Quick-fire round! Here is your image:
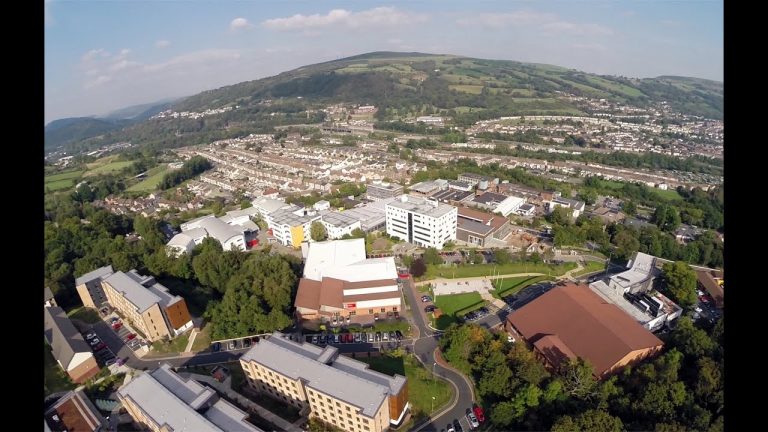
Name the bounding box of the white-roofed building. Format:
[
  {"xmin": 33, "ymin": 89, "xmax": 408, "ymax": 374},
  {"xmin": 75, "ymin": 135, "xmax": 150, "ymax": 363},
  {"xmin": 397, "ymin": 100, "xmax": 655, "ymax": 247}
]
[
  {"xmin": 266, "ymin": 206, "xmax": 322, "ymax": 248},
  {"xmin": 295, "ymin": 239, "xmax": 401, "ymax": 323},
  {"xmin": 385, "ymin": 194, "xmax": 457, "ymax": 248},
  {"xmin": 167, "ymin": 215, "xmax": 245, "ymax": 256},
  {"xmin": 470, "ymin": 192, "xmax": 526, "ymax": 217},
  {"xmin": 319, "ymin": 211, "xmax": 362, "ymax": 239}
]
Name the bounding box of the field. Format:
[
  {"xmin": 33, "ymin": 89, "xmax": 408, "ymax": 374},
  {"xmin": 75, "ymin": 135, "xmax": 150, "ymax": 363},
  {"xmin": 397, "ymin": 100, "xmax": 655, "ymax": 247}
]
[
  {"xmin": 598, "ymin": 179, "xmax": 683, "ymax": 201},
  {"xmin": 83, "ymin": 160, "xmax": 133, "ymax": 177},
  {"xmin": 423, "ymin": 262, "xmax": 576, "ymax": 280},
  {"xmin": 358, "ymin": 354, "xmax": 452, "ymax": 422},
  {"xmin": 449, "ymin": 84, "xmax": 484, "ymax": 94},
  {"xmin": 572, "ymin": 260, "xmax": 606, "ymax": 277},
  {"xmin": 433, "ymin": 292, "xmax": 484, "ymax": 316},
  {"xmin": 44, "ymin": 170, "xmax": 84, "ymax": 191},
  {"xmin": 493, "ymin": 275, "xmax": 553, "ymax": 298},
  {"xmin": 127, "ymin": 165, "xmax": 170, "ymax": 192}
]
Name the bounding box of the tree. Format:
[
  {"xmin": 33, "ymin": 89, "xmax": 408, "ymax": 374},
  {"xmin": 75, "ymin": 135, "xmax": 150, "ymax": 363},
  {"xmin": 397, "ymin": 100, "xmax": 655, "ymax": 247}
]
[
  {"xmin": 310, "ymin": 221, "xmax": 328, "ymax": 242},
  {"xmin": 494, "ymin": 248, "xmax": 512, "ymax": 265},
  {"xmin": 621, "ymin": 200, "xmax": 637, "ymax": 216},
  {"xmin": 661, "ymin": 261, "xmax": 697, "ymax": 307},
  {"xmin": 613, "ymin": 229, "xmax": 640, "ymax": 261},
  {"xmin": 551, "ymin": 410, "xmax": 623, "ymax": 432},
  {"xmin": 240, "ymin": 200, "xmax": 252, "ymax": 210},
  {"xmin": 472, "ymin": 252, "xmax": 485, "ymax": 264},
  {"xmin": 668, "ymin": 316, "xmax": 715, "ymax": 358},
  {"xmin": 423, "ymin": 247, "xmax": 443, "ymax": 265},
  {"xmin": 561, "ymin": 358, "xmax": 598, "ymax": 401},
  {"xmin": 653, "ymin": 204, "xmax": 681, "ymax": 232},
  {"xmin": 410, "ymin": 258, "xmax": 427, "ymax": 277},
  {"xmin": 577, "ymin": 190, "xmax": 598, "ymax": 206},
  {"xmin": 547, "ymin": 206, "xmax": 573, "ymax": 226}
]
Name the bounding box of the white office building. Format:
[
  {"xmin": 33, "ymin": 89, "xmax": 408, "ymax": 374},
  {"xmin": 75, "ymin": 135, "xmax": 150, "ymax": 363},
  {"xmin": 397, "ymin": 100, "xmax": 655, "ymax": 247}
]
[{"xmin": 385, "ymin": 195, "xmax": 457, "ymax": 249}]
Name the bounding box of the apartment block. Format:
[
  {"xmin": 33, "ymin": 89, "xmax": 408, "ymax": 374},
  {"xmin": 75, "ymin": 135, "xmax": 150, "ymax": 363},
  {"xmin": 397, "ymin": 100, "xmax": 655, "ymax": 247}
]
[
  {"xmin": 101, "ymin": 270, "xmax": 192, "ymax": 342},
  {"xmin": 267, "ymin": 206, "xmax": 322, "ymax": 248},
  {"xmin": 117, "ymin": 363, "xmax": 261, "ymax": 432},
  {"xmin": 240, "ymin": 332, "xmax": 409, "ymax": 432},
  {"xmin": 385, "ymin": 195, "xmax": 457, "ymax": 248},
  {"xmin": 75, "ymin": 265, "xmax": 114, "ymax": 308},
  {"xmin": 366, "ymin": 181, "xmax": 404, "ymax": 202}
]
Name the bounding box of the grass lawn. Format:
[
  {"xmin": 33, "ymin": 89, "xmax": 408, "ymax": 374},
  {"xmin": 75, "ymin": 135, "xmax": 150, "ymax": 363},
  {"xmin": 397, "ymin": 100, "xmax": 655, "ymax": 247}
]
[
  {"xmin": 127, "ymin": 165, "xmax": 170, "ymax": 192},
  {"xmin": 150, "ymin": 332, "xmax": 190, "ymax": 354},
  {"xmin": 67, "ymin": 306, "xmax": 101, "ymax": 324},
  {"xmin": 45, "ymin": 179, "xmax": 77, "ymax": 191},
  {"xmin": 358, "ymin": 354, "xmax": 452, "ymax": 420},
  {"xmin": 45, "ymin": 170, "xmax": 84, "ymax": 191},
  {"xmin": 191, "ymin": 325, "xmax": 213, "ymax": 352},
  {"xmin": 45, "ymin": 342, "xmax": 76, "ymax": 396},
  {"xmin": 493, "ymin": 275, "xmax": 553, "ymax": 298},
  {"xmin": 572, "ymin": 260, "xmax": 607, "ymax": 277},
  {"xmin": 423, "ymin": 261, "xmax": 576, "ymax": 280},
  {"xmin": 652, "ymin": 188, "xmax": 684, "ymax": 201},
  {"xmin": 84, "ymin": 161, "xmax": 133, "ymax": 177},
  {"xmin": 432, "ymin": 292, "xmax": 487, "ymax": 330}
]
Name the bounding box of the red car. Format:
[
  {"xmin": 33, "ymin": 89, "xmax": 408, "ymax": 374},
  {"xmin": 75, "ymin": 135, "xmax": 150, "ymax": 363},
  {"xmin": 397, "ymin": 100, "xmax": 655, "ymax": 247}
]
[
  {"xmin": 112, "ymin": 322, "xmax": 123, "ymax": 330},
  {"xmin": 699, "ymin": 295, "xmax": 710, "ymax": 303},
  {"xmin": 93, "ymin": 342, "xmax": 107, "ymax": 351},
  {"xmin": 125, "ymin": 333, "xmax": 136, "ymax": 341},
  {"xmin": 473, "ymin": 406, "xmax": 485, "ymax": 423}
]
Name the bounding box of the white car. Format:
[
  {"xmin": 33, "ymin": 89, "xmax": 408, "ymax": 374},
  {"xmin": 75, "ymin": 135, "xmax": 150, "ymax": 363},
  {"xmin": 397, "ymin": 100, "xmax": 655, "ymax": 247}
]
[
  {"xmin": 467, "ymin": 412, "xmax": 480, "ymax": 429},
  {"xmin": 695, "ymin": 306, "xmax": 703, "ymax": 313}
]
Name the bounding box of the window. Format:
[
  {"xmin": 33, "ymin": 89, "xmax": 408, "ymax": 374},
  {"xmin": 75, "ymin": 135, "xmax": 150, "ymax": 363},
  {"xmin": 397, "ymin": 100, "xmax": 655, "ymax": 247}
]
[
  {"xmin": 368, "ymin": 309, "xmax": 373, "ymax": 314},
  {"xmin": 393, "ymin": 307, "xmax": 398, "ymax": 312},
  {"xmin": 381, "ymin": 308, "xmax": 386, "ymax": 313}
]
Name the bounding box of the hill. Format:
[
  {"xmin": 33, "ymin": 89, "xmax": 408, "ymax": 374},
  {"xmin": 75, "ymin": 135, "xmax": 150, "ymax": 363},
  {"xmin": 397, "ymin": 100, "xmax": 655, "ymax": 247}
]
[{"xmin": 44, "ymin": 117, "xmax": 132, "ymax": 150}]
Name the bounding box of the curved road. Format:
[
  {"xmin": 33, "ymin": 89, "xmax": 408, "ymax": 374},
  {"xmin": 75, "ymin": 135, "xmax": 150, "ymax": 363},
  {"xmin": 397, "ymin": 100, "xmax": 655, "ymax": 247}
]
[{"xmin": 402, "ymin": 278, "xmax": 477, "ymax": 432}]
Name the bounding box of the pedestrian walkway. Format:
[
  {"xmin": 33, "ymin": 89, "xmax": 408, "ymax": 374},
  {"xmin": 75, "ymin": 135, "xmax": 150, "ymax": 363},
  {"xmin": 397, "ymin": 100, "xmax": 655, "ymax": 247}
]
[
  {"xmin": 178, "ymin": 372, "xmax": 303, "ymax": 432},
  {"xmin": 414, "ymin": 272, "xmax": 546, "ymax": 287},
  {"xmin": 184, "ymin": 329, "xmax": 199, "ymax": 353}
]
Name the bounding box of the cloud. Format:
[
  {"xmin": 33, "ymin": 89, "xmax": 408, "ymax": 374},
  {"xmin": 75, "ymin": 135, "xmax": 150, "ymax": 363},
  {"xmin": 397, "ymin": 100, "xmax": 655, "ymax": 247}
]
[
  {"xmin": 85, "ymin": 75, "xmax": 112, "ymax": 89},
  {"xmin": 456, "ymin": 11, "xmax": 612, "ymax": 36},
  {"xmin": 82, "ymin": 49, "xmax": 110, "ymax": 62},
  {"xmin": 263, "ymin": 7, "xmax": 426, "ymax": 32},
  {"xmin": 142, "ymin": 49, "xmax": 242, "ymax": 73},
  {"xmin": 230, "ymin": 17, "xmax": 251, "ymax": 31},
  {"xmin": 45, "ymin": 0, "xmax": 54, "ymax": 26},
  {"xmin": 155, "ymin": 40, "xmax": 171, "ymax": 49}
]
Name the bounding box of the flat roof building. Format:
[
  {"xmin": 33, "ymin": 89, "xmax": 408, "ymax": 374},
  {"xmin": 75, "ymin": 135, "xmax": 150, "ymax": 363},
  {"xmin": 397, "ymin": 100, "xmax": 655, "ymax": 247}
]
[
  {"xmin": 267, "ymin": 206, "xmax": 322, "ymax": 248},
  {"xmin": 367, "ymin": 181, "xmax": 404, "ymax": 202},
  {"xmin": 117, "ymin": 363, "xmax": 262, "ymax": 432},
  {"xmin": 455, "ymin": 206, "xmax": 512, "ymax": 247},
  {"xmin": 386, "ymin": 195, "xmax": 457, "ymax": 249},
  {"xmin": 240, "ymin": 332, "xmax": 408, "ymax": 432},
  {"xmin": 506, "ymin": 283, "xmax": 664, "ymax": 378},
  {"xmin": 470, "ymin": 192, "xmax": 526, "ymax": 217},
  {"xmin": 295, "ymin": 239, "xmax": 401, "ymax": 323},
  {"xmin": 75, "ymin": 265, "xmax": 114, "ymax": 308},
  {"xmin": 168, "ymin": 215, "xmax": 246, "ymax": 256}
]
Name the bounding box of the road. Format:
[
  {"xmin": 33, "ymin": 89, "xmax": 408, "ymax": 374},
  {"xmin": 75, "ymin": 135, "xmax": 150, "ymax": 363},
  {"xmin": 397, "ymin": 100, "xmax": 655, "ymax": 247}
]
[{"xmin": 401, "ymin": 278, "xmax": 477, "ymax": 432}]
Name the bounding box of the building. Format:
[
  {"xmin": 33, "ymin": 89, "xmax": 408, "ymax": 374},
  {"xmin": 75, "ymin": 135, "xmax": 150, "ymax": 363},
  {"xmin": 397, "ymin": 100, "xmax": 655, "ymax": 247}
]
[
  {"xmin": 251, "ymin": 196, "xmax": 290, "ymax": 218},
  {"xmin": 408, "ymin": 179, "xmax": 447, "ymax": 196},
  {"xmin": 101, "ymin": 270, "xmax": 193, "ymax": 342},
  {"xmin": 267, "ymin": 206, "xmax": 322, "ymax": 248},
  {"xmin": 295, "ymin": 239, "xmax": 401, "ymax": 324},
  {"xmin": 167, "ymin": 215, "xmax": 246, "ymax": 256},
  {"xmin": 517, "ymin": 203, "xmax": 535, "ymax": 216},
  {"xmin": 218, "ymin": 207, "xmax": 261, "ymax": 232},
  {"xmin": 588, "ymin": 253, "xmax": 682, "ymax": 331},
  {"xmin": 447, "ymin": 180, "xmax": 473, "ymax": 192},
  {"xmin": 455, "ymin": 206, "xmax": 512, "ymax": 246},
  {"xmin": 416, "ymin": 115, "xmax": 444, "ymax": 125},
  {"xmin": 505, "ymin": 283, "xmax": 664, "ymax": 378},
  {"xmin": 590, "ymin": 207, "xmax": 626, "ymax": 224},
  {"xmin": 696, "ymin": 270, "xmax": 724, "ymax": 309},
  {"xmin": 44, "ymin": 390, "xmax": 105, "ymax": 432},
  {"xmin": 240, "ymin": 332, "xmax": 409, "ymax": 432},
  {"xmin": 44, "ymin": 306, "xmax": 101, "ymax": 383},
  {"xmin": 545, "ymin": 196, "xmax": 586, "ymax": 218},
  {"xmin": 457, "ymin": 173, "xmax": 498, "ymax": 190},
  {"xmin": 341, "ymin": 197, "xmax": 397, "ymax": 232},
  {"xmin": 386, "ymin": 195, "xmax": 457, "ymax": 248},
  {"xmin": 44, "ymin": 286, "xmax": 57, "ymax": 307},
  {"xmin": 117, "ymin": 363, "xmax": 262, "ymax": 432},
  {"xmin": 367, "ymin": 181, "xmax": 404, "ymax": 201},
  {"xmin": 75, "ymin": 265, "xmax": 114, "ymax": 308},
  {"xmin": 320, "ymin": 211, "xmax": 362, "ymax": 239},
  {"xmin": 430, "ymin": 188, "xmax": 474, "ymax": 205},
  {"xmin": 470, "ymin": 192, "xmax": 526, "ymax": 217}
]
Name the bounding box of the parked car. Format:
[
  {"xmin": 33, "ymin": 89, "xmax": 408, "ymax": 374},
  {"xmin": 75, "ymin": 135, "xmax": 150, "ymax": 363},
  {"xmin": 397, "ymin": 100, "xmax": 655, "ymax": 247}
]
[
  {"xmin": 368, "ymin": 333, "xmax": 375, "ymax": 343},
  {"xmin": 110, "ymin": 317, "xmax": 120, "ymax": 323},
  {"xmin": 453, "ymin": 419, "xmax": 464, "ymax": 432},
  {"xmin": 312, "ymin": 335, "xmax": 319, "ymax": 344},
  {"xmin": 112, "ymin": 322, "xmax": 123, "ymax": 330},
  {"xmin": 354, "ymin": 333, "xmax": 361, "ymax": 343},
  {"xmin": 232, "ymin": 340, "xmax": 240, "ymax": 349},
  {"xmin": 105, "ymin": 359, "xmax": 117, "ymax": 366},
  {"xmin": 447, "ymin": 424, "xmax": 456, "ymax": 432},
  {"xmin": 212, "ymin": 342, "xmax": 221, "ymax": 352},
  {"xmin": 85, "ymin": 333, "xmax": 97, "ymax": 340},
  {"xmin": 125, "ymin": 333, "xmax": 136, "ymax": 341},
  {"xmin": 375, "ymin": 332, "xmax": 382, "ymax": 341},
  {"xmin": 389, "ymin": 331, "xmax": 397, "ymax": 341},
  {"xmin": 243, "ymin": 338, "xmax": 252, "ymax": 348},
  {"xmin": 473, "ymin": 405, "xmax": 485, "ymax": 423},
  {"xmin": 228, "ymin": 341, "xmax": 235, "ymax": 350},
  {"xmin": 116, "ymin": 358, "xmax": 126, "ymax": 366},
  {"xmin": 93, "ymin": 342, "xmax": 107, "ymax": 351},
  {"xmin": 88, "ymin": 338, "xmax": 101, "ymax": 346},
  {"xmin": 382, "ymin": 332, "xmax": 389, "ymax": 341},
  {"xmin": 421, "ymin": 295, "xmax": 432, "ymax": 303},
  {"xmin": 467, "ymin": 411, "xmax": 480, "ymax": 429},
  {"xmin": 395, "ymin": 330, "xmax": 403, "ymax": 340},
  {"xmin": 424, "ymin": 305, "xmax": 436, "ymax": 312}
]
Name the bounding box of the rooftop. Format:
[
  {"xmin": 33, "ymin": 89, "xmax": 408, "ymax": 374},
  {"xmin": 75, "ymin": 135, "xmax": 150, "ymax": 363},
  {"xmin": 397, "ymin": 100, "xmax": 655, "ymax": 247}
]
[
  {"xmin": 241, "ymin": 333, "xmax": 406, "ymax": 417},
  {"xmin": 472, "ymin": 192, "xmax": 515, "ymax": 205},
  {"xmin": 269, "ymin": 207, "xmax": 320, "ymax": 227},
  {"xmin": 507, "ymin": 283, "xmax": 663, "ymax": 377},
  {"xmin": 75, "ymin": 265, "xmax": 114, "ymax": 286},
  {"xmin": 45, "ymin": 390, "xmax": 104, "ymax": 432},
  {"xmin": 608, "ymin": 252, "xmax": 658, "ymax": 290},
  {"xmin": 387, "ymin": 194, "xmax": 456, "ymax": 219},
  {"xmin": 303, "ymin": 238, "xmax": 368, "ymax": 281},
  {"xmin": 44, "ymin": 306, "xmax": 93, "ymax": 370},
  {"xmin": 251, "ymin": 197, "xmax": 288, "ymax": 215},
  {"xmin": 102, "ymin": 271, "xmax": 162, "ymax": 313},
  {"xmin": 320, "ymin": 211, "xmax": 361, "ymax": 228},
  {"xmin": 117, "ymin": 364, "xmax": 261, "ymax": 432}
]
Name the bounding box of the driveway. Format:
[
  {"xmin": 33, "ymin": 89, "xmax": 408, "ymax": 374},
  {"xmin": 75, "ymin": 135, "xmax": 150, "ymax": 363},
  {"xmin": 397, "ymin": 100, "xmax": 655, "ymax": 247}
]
[{"xmin": 401, "ymin": 278, "xmax": 477, "ymax": 432}]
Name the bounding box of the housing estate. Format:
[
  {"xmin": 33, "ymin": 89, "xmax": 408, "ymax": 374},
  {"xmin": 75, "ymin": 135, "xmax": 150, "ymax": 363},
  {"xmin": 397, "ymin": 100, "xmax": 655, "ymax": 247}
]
[
  {"xmin": 101, "ymin": 270, "xmax": 193, "ymax": 342},
  {"xmin": 117, "ymin": 363, "xmax": 262, "ymax": 432},
  {"xmin": 294, "ymin": 239, "xmax": 401, "ymax": 324},
  {"xmin": 44, "ymin": 306, "xmax": 101, "ymax": 383},
  {"xmin": 385, "ymin": 194, "xmax": 457, "ymax": 248},
  {"xmin": 240, "ymin": 332, "xmax": 409, "ymax": 432},
  {"xmin": 506, "ymin": 283, "xmax": 664, "ymax": 378}
]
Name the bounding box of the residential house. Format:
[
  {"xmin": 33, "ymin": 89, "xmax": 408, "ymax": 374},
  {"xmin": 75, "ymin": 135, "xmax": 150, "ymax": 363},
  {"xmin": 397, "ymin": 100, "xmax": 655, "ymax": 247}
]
[
  {"xmin": 44, "ymin": 306, "xmax": 101, "ymax": 383},
  {"xmin": 44, "ymin": 390, "xmax": 105, "ymax": 432}
]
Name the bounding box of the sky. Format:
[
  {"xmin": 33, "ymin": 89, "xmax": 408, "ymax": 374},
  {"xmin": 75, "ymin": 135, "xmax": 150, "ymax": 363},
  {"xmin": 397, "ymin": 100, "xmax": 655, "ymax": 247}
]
[{"xmin": 45, "ymin": 0, "xmax": 723, "ymax": 124}]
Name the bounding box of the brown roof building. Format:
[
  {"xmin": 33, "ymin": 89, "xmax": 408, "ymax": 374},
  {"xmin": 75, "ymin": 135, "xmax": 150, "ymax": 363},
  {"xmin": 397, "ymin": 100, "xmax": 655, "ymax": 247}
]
[
  {"xmin": 455, "ymin": 206, "xmax": 512, "ymax": 246},
  {"xmin": 505, "ymin": 283, "xmax": 663, "ymax": 378},
  {"xmin": 44, "ymin": 390, "xmax": 105, "ymax": 432},
  {"xmin": 696, "ymin": 270, "xmax": 724, "ymax": 309}
]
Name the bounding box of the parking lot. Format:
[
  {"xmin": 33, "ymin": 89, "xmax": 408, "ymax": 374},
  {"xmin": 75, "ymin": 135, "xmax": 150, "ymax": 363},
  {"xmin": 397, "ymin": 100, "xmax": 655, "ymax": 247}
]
[
  {"xmin": 693, "ymin": 291, "xmax": 722, "ymax": 324},
  {"xmin": 83, "ymin": 328, "xmax": 121, "ymax": 368},
  {"xmin": 98, "ymin": 306, "xmax": 148, "ymax": 352}
]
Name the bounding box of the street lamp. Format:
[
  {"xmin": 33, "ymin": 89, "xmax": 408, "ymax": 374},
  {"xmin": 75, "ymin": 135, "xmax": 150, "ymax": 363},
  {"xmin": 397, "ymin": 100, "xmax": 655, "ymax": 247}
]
[{"xmin": 431, "ymin": 396, "xmax": 436, "ymax": 414}]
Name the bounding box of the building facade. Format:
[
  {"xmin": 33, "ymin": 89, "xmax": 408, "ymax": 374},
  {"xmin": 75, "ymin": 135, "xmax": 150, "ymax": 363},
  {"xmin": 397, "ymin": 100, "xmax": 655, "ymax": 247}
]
[
  {"xmin": 385, "ymin": 195, "xmax": 457, "ymax": 249},
  {"xmin": 367, "ymin": 181, "xmax": 404, "ymax": 201},
  {"xmin": 240, "ymin": 332, "xmax": 408, "ymax": 432},
  {"xmin": 101, "ymin": 270, "xmax": 193, "ymax": 342},
  {"xmin": 75, "ymin": 265, "xmax": 115, "ymax": 308}
]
